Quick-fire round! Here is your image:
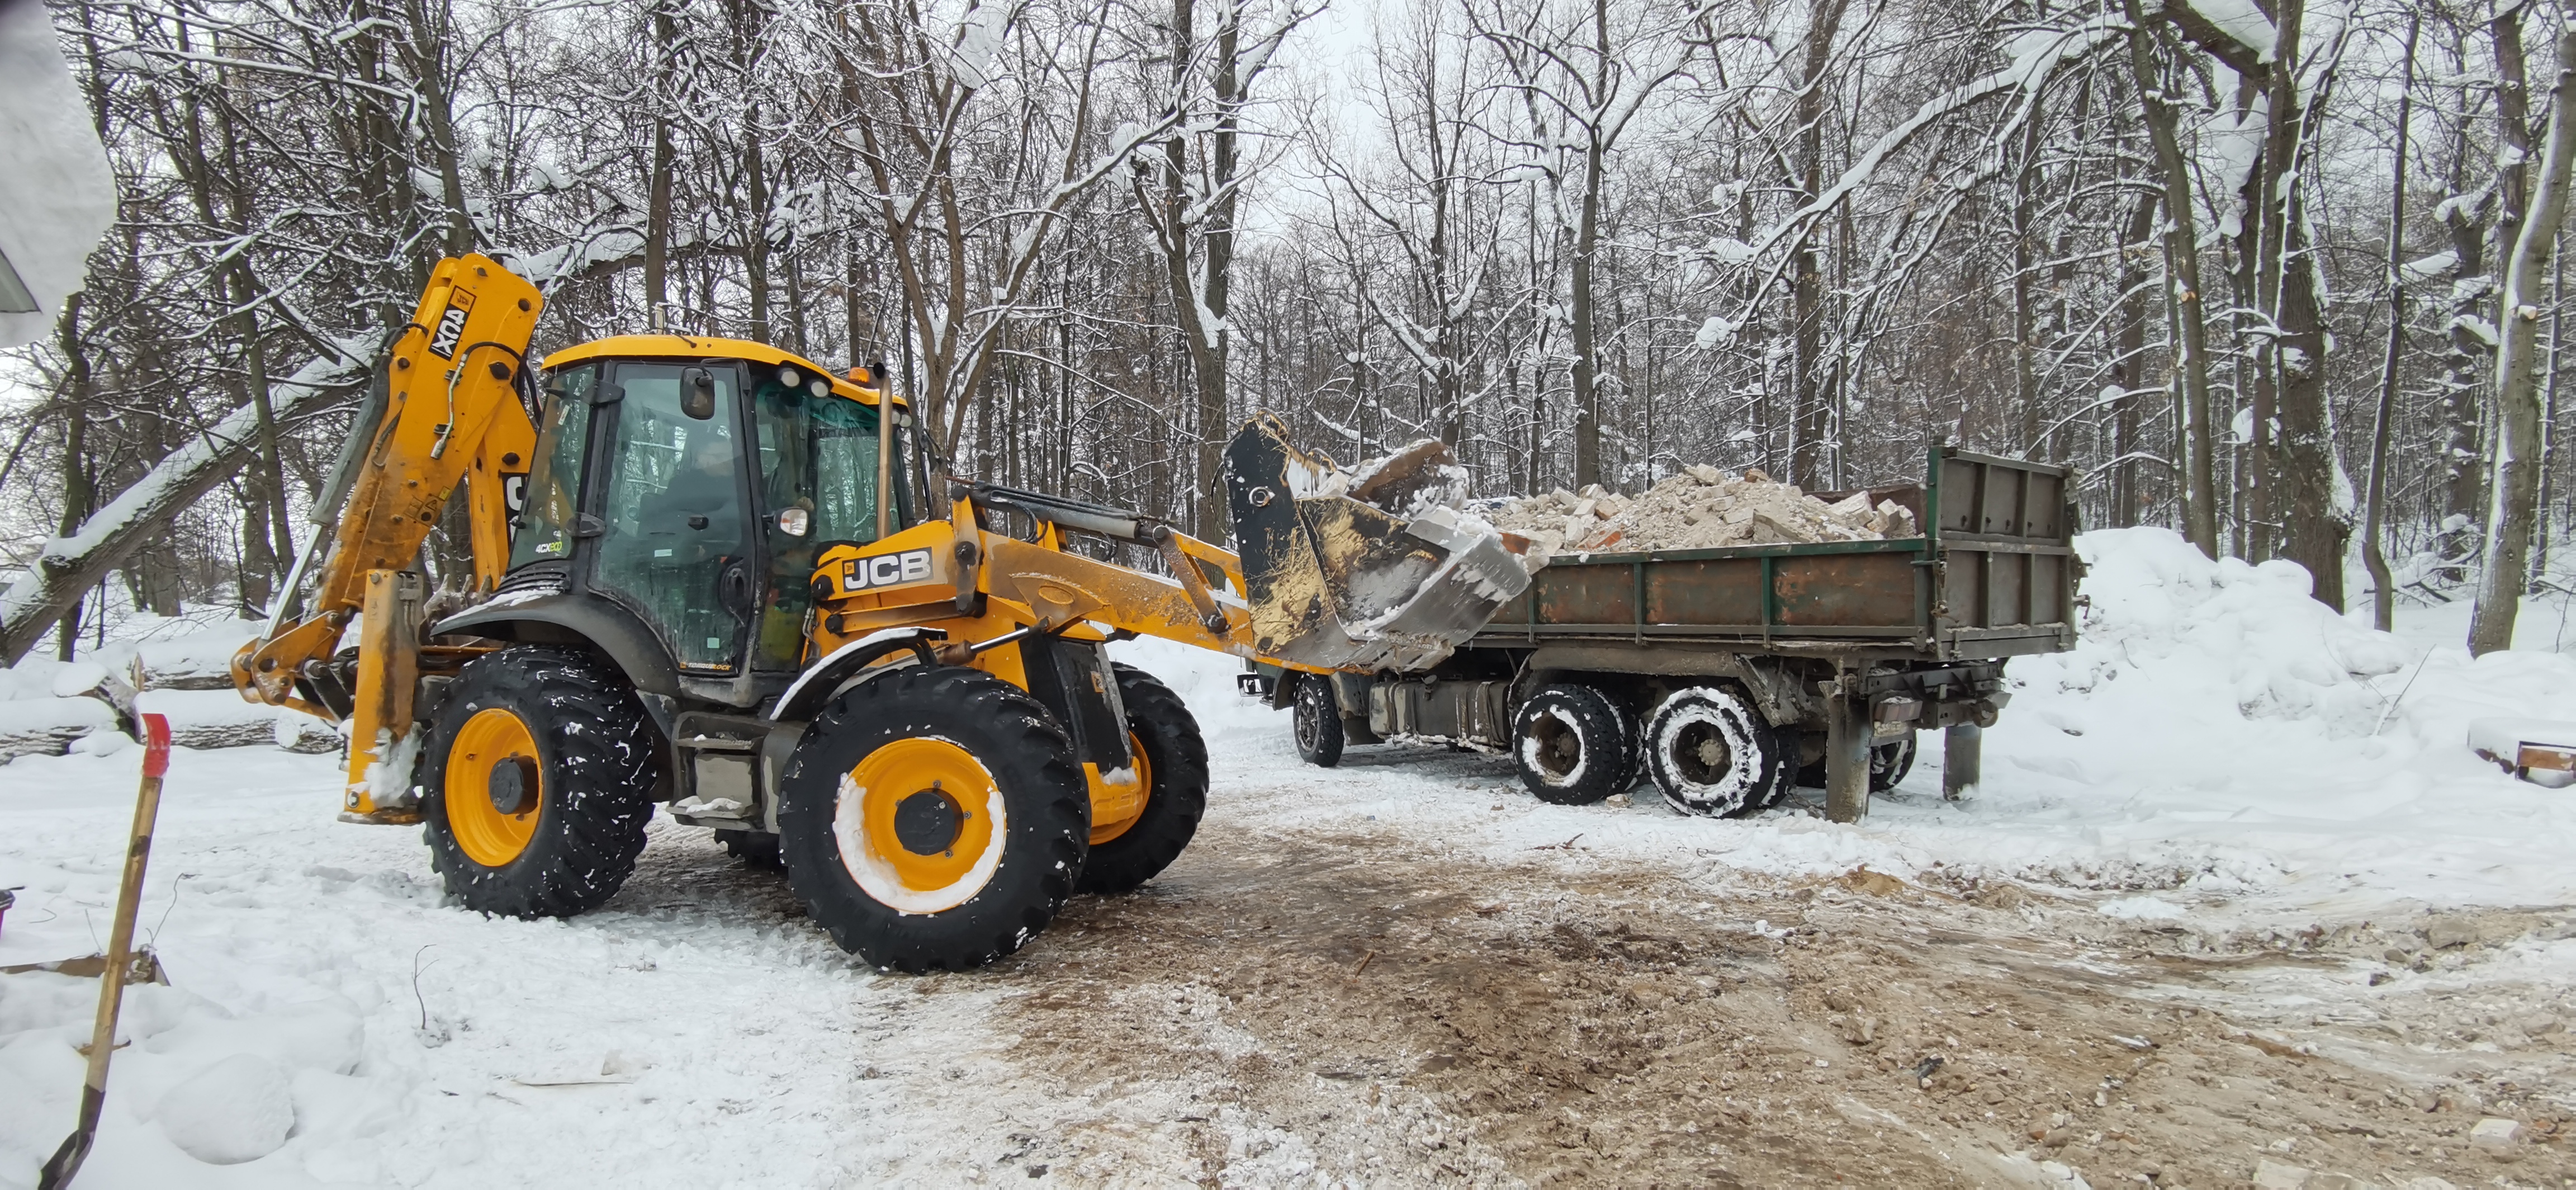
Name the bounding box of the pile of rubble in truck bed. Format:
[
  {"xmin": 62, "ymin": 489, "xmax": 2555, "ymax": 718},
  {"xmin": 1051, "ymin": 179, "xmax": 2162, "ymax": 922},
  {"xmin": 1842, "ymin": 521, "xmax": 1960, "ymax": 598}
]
[
  {"xmin": 1328, "ymin": 437, "xmax": 1920, "ymax": 557},
  {"xmin": 1476, "ymin": 464, "xmax": 1917, "ymax": 555}
]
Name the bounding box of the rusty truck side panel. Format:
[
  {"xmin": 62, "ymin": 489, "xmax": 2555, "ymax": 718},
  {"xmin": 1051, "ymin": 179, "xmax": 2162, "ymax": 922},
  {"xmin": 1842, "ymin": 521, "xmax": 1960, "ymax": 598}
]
[{"xmin": 1483, "ymin": 447, "xmax": 2077, "ymax": 661}]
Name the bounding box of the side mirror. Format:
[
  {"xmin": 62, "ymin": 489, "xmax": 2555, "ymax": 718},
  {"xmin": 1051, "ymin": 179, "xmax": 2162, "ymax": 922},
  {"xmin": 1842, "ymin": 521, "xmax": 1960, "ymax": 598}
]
[{"xmin": 680, "ymin": 367, "xmax": 716, "ymax": 420}]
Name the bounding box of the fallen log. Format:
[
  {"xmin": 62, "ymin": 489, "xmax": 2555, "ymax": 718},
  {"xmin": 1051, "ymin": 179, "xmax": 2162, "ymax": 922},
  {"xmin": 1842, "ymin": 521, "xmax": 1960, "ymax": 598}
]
[{"xmin": 0, "ymin": 346, "xmax": 371, "ymax": 665}]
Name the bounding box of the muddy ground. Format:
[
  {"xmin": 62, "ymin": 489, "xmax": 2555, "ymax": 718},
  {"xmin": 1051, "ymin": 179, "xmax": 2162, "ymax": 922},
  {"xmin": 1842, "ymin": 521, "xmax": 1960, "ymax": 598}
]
[{"xmin": 651, "ymin": 777, "xmax": 2576, "ymax": 1188}]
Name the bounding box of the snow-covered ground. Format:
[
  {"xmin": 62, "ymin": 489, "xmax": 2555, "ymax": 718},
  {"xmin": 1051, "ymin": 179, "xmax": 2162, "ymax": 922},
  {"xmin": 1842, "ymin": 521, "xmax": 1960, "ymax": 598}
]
[{"xmin": 2, "ymin": 527, "xmax": 2571, "ymax": 1187}]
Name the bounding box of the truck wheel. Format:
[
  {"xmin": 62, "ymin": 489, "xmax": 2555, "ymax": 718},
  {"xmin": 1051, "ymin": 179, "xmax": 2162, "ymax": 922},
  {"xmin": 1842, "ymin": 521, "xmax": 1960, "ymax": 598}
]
[
  {"xmin": 417, "ymin": 646, "xmax": 659, "ymax": 918},
  {"xmin": 1291, "ymin": 674, "xmax": 1345, "ymax": 767},
  {"xmin": 1513, "ymin": 683, "xmax": 1636, "ymax": 805},
  {"xmin": 778, "ymin": 665, "xmax": 1088, "ymax": 973},
  {"xmin": 716, "ymin": 829, "xmax": 783, "ymax": 870},
  {"xmin": 1642, "ymin": 686, "xmax": 1789, "ymax": 818},
  {"xmin": 1794, "ymin": 735, "xmax": 1918, "ymax": 794},
  {"xmin": 1077, "ymin": 665, "xmax": 1210, "ymax": 894}
]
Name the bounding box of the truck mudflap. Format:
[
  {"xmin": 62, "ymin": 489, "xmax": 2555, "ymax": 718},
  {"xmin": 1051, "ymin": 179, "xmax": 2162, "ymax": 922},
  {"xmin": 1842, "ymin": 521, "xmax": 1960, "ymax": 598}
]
[{"xmin": 1224, "ymin": 415, "xmax": 1533, "ymax": 672}]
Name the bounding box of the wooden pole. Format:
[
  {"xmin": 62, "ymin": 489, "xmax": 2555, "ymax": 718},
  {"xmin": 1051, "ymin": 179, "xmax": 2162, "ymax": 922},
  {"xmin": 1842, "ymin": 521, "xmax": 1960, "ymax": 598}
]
[{"xmin": 37, "ymin": 713, "xmax": 171, "ymax": 1190}]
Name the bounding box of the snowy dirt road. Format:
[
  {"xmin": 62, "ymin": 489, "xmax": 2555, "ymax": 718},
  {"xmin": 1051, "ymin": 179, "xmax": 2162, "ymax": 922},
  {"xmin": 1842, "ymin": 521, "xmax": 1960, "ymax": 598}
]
[
  {"xmin": 6, "ymin": 724, "xmax": 2574, "ymax": 1189},
  {"xmin": 6, "ymin": 527, "xmax": 2576, "ymax": 1188}
]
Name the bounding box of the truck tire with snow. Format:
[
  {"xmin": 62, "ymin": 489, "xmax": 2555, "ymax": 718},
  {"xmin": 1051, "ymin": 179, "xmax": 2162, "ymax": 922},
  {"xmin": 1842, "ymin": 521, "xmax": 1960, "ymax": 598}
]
[
  {"xmin": 1077, "ymin": 664, "xmax": 1210, "ymax": 894},
  {"xmin": 416, "ymin": 646, "xmax": 660, "ymax": 918},
  {"xmin": 1291, "ymin": 673, "xmax": 1345, "ymax": 767},
  {"xmin": 1513, "ymin": 683, "xmax": 1637, "ymax": 805},
  {"xmin": 1642, "ymin": 685, "xmax": 1789, "ymax": 817},
  {"xmin": 778, "ymin": 665, "xmax": 1089, "ymax": 973}
]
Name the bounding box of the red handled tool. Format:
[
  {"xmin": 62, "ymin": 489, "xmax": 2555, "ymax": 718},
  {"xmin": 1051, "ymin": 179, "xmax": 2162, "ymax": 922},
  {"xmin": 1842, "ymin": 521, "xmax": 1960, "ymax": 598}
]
[{"xmin": 37, "ymin": 713, "xmax": 171, "ymax": 1189}]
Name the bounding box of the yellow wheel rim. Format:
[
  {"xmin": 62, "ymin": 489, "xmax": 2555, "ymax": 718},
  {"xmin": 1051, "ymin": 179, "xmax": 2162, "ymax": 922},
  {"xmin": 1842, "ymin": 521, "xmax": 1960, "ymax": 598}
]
[
  {"xmin": 1085, "ymin": 734, "xmax": 1152, "ymax": 845},
  {"xmin": 834, "ymin": 738, "xmax": 1006, "ymax": 913},
  {"xmin": 444, "ymin": 707, "xmax": 542, "ymax": 867}
]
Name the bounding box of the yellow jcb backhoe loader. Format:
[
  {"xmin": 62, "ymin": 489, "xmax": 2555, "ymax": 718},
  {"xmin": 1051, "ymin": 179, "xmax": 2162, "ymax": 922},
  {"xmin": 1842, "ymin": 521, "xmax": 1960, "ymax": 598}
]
[{"xmin": 231, "ymin": 255, "xmax": 1531, "ymax": 971}]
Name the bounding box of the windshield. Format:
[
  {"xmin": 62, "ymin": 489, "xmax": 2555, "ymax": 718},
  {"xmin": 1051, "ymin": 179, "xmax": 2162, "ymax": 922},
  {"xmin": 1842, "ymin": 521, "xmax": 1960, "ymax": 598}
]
[
  {"xmin": 750, "ymin": 373, "xmax": 921, "ymax": 669},
  {"xmin": 752, "ymin": 377, "xmax": 918, "ymax": 544},
  {"xmin": 509, "ymin": 364, "xmax": 595, "ymax": 568}
]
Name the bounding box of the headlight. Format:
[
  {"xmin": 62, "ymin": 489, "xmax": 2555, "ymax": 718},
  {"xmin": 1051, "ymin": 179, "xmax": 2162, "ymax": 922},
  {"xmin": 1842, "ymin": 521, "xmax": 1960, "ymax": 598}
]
[{"xmin": 776, "ymin": 507, "xmax": 811, "ymax": 536}]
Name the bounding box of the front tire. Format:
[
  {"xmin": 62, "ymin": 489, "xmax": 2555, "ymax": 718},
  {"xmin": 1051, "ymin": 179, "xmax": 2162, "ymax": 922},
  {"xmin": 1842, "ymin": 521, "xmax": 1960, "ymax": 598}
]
[
  {"xmin": 1642, "ymin": 685, "xmax": 1789, "ymax": 818},
  {"xmin": 417, "ymin": 647, "xmax": 660, "ymax": 918},
  {"xmin": 778, "ymin": 666, "xmax": 1089, "ymax": 973},
  {"xmin": 1077, "ymin": 665, "xmax": 1210, "ymax": 894},
  {"xmin": 1291, "ymin": 673, "xmax": 1345, "ymax": 767}
]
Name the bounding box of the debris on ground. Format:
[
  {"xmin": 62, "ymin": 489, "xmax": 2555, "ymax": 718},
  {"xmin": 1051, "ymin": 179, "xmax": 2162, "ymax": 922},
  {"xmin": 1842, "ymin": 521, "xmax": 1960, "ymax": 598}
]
[{"xmin": 1476, "ymin": 465, "xmax": 1918, "ymax": 555}]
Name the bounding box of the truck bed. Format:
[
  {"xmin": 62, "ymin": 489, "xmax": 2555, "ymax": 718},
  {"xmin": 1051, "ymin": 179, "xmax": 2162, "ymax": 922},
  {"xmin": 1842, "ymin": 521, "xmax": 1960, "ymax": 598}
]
[{"xmin": 1480, "ymin": 447, "xmax": 2077, "ymax": 662}]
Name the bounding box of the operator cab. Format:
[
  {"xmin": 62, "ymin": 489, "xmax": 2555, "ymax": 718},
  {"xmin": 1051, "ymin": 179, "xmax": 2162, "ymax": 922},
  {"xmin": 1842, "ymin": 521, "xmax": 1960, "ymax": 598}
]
[{"xmin": 508, "ymin": 337, "xmax": 928, "ymax": 693}]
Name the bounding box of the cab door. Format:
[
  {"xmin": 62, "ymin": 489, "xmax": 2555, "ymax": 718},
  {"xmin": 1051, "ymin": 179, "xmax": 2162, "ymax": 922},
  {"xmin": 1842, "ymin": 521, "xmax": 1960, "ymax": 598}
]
[{"xmin": 590, "ymin": 361, "xmax": 756, "ymax": 673}]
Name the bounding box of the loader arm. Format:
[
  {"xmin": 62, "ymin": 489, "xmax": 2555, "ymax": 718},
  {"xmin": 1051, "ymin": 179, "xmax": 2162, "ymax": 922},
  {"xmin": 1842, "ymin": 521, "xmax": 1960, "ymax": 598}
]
[
  {"xmin": 232, "ymin": 255, "xmax": 543, "ymax": 818},
  {"xmin": 809, "ymin": 489, "xmax": 1272, "ymax": 663}
]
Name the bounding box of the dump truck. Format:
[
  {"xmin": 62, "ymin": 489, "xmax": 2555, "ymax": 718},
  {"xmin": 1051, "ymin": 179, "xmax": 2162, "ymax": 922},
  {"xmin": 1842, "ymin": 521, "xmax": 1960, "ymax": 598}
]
[
  {"xmin": 1255, "ymin": 447, "xmax": 2082, "ymax": 823},
  {"xmin": 230, "ymin": 256, "xmax": 1527, "ymax": 972}
]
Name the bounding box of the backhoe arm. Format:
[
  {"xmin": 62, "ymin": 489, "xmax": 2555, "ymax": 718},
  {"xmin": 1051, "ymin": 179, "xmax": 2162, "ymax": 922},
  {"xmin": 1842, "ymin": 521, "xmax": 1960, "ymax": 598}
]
[{"xmin": 233, "ymin": 254, "xmax": 543, "ymax": 816}]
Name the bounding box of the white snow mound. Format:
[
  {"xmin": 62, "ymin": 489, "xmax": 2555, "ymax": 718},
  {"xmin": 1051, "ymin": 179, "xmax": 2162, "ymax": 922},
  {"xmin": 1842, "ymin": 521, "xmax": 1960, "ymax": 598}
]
[{"xmin": 151, "ymin": 1052, "xmax": 297, "ymax": 1164}]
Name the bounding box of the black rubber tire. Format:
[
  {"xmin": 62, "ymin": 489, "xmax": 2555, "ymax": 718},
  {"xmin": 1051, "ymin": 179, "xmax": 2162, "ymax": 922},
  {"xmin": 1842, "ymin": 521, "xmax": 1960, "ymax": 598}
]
[
  {"xmin": 778, "ymin": 665, "xmax": 1088, "ymax": 973},
  {"xmin": 1641, "ymin": 685, "xmax": 1791, "ymax": 818},
  {"xmin": 1077, "ymin": 665, "xmax": 1210, "ymax": 894},
  {"xmin": 1512, "ymin": 683, "xmax": 1637, "ymax": 805},
  {"xmin": 1794, "ymin": 734, "xmax": 1919, "ymax": 794},
  {"xmin": 716, "ymin": 829, "xmax": 784, "ymax": 870},
  {"xmin": 1291, "ymin": 673, "xmax": 1344, "ymax": 768},
  {"xmin": 416, "ymin": 646, "xmax": 660, "ymax": 918}
]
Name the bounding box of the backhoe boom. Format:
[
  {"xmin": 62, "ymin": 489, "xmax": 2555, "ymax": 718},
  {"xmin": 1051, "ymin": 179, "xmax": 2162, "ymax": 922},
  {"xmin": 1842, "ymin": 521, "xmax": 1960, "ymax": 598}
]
[{"xmin": 233, "ymin": 255, "xmax": 542, "ymax": 816}]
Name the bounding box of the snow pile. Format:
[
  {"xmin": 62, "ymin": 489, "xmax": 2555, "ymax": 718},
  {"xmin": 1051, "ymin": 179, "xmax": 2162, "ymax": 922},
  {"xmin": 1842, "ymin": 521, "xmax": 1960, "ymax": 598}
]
[
  {"xmin": 1478, "ymin": 466, "xmax": 1916, "ymax": 556},
  {"xmin": 0, "ymin": 962, "xmax": 378, "ymax": 1181},
  {"xmin": 2031, "ymin": 527, "xmax": 2418, "ymax": 734},
  {"xmin": 1133, "ymin": 525, "xmax": 2576, "ymax": 914}
]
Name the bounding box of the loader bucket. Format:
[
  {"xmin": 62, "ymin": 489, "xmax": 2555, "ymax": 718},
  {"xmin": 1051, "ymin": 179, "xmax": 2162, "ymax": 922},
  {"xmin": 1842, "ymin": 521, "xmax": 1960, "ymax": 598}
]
[{"xmin": 1223, "ymin": 415, "xmax": 1535, "ymax": 672}]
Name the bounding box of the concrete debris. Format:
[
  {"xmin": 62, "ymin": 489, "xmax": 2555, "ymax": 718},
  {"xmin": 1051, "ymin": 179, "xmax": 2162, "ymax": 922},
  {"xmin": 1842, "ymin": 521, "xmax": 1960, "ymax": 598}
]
[
  {"xmin": 1476, "ymin": 466, "xmax": 1919, "ymax": 556},
  {"xmin": 1344, "ymin": 438, "xmax": 1471, "ymax": 521},
  {"xmin": 2468, "ymin": 1116, "xmax": 2522, "ymax": 1152}
]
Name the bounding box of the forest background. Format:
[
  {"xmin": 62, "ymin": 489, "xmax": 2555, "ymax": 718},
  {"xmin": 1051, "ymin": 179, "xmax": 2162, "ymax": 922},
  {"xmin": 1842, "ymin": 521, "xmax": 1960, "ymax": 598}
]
[{"xmin": 3, "ymin": 0, "xmax": 2572, "ymax": 658}]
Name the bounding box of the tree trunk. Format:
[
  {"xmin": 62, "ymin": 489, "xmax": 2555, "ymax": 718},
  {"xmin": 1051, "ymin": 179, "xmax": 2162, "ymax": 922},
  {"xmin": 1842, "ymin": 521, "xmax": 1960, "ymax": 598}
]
[
  {"xmin": 54, "ymin": 295, "xmax": 93, "ymax": 660},
  {"xmin": 1787, "ymin": 0, "xmax": 1847, "ymax": 492},
  {"xmin": 2111, "ymin": 190, "xmax": 2159, "ymax": 527},
  {"xmin": 0, "ymin": 353, "xmax": 365, "ymax": 665},
  {"xmin": 2124, "ymin": 0, "xmax": 2220, "ymax": 557},
  {"xmin": 2363, "ymin": 16, "xmax": 2420, "ymax": 632},
  {"xmin": 1148, "ymin": 0, "xmax": 1246, "ymax": 542},
  {"xmin": 745, "ymin": 101, "xmax": 771, "ymax": 342},
  {"xmin": 2470, "ymin": 21, "xmax": 2576, "ymax": 655},
  {"xmin": 2256, "ymin": 0, "xmax": 2347, "ymax": 609},
  {"xmin": 645, "ymin": 0, "xmax": 679, "ymax": 329},
  {"xmin": 2012, "ymin": 105, "xmax": 2044, "ymax": 456},
  {"xmin": 404, "ymin": 0, "xmax": 476, "ymax": 256}
]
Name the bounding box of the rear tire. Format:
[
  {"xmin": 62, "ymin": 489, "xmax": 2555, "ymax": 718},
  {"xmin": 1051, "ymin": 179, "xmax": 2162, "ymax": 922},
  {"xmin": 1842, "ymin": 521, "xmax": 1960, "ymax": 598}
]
[
  {"xmin": 1291, "ymin": 674, "xmax": 1344, "ymax": 767},
  {"xmin": 1077, "ymin": 665, "xmax": 1209, "ymax": 894},
  {"xmin": 778, "ymin": 665, "xmax": 1088, "ymax": 973},
  {"xmin": 1642, "ymin": 686, "xmax": 1789, "ymax": 818},
  {"xmin": 1512, "ymin": 683, "xmax": 1636, "ymax": 805},
  {"xmin": 416, "ymin": 646, "xmax": 659, "ymax": 918},
  {"xmin": 1794, "ymin": 734, "xmax": 1919, "ymax": 794}
]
